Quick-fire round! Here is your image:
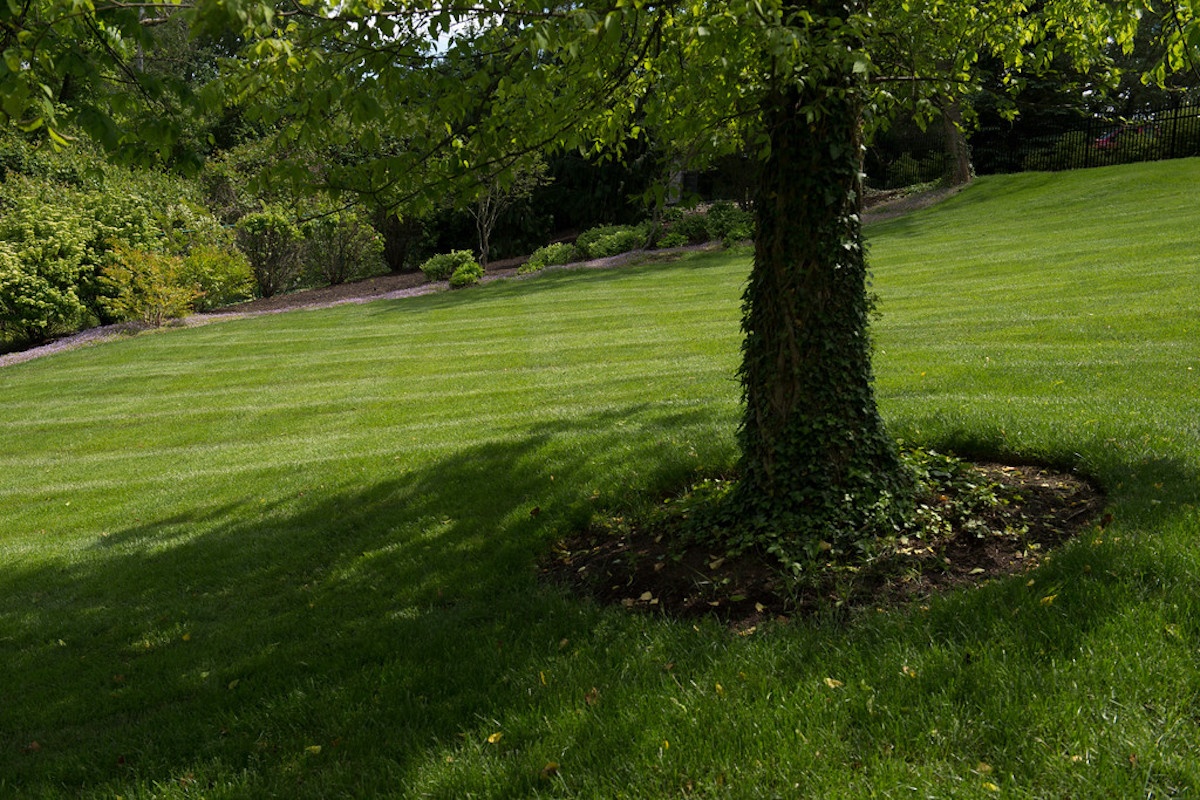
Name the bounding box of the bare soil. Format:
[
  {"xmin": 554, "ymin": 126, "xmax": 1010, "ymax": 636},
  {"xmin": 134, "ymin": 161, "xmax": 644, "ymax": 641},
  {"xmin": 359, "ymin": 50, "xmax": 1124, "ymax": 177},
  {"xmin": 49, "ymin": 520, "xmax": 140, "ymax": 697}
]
[{"xmin": 541, "ymin": 464, "xmax": 1106, "ymax": 628}]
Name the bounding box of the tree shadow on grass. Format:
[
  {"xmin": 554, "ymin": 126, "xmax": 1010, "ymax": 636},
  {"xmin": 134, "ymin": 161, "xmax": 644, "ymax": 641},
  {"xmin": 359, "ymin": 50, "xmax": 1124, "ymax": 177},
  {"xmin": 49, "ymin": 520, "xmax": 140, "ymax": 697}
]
[
  {"xmin": 0, "ymin": 405, "xmax": 717, "ymax": 796},
  {"xmin": 3, "ymin": 404, "xmax": 1197, "ymax": 796}
]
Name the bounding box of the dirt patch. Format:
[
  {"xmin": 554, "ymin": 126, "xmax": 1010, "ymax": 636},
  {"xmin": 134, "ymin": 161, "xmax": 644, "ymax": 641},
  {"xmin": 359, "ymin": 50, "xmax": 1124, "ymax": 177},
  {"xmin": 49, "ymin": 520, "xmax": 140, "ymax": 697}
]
[
  {"xmin": 541, "ymin": 464, "xmax": 1106, "ymax": 628},
  {"xmin": 863, "ymin": 185, "xmax": 964, "ymax": 223},
  {"xmin": 207, "ymin": 270, "xmax": 436, "ymax": 315}
]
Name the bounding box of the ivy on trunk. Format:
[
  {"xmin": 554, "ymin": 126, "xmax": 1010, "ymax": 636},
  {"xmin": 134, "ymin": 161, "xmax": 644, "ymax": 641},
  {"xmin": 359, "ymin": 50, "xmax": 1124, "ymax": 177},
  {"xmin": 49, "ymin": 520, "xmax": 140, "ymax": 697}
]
[{"xmin": 732, "ymin": 1, "xmax": 911, "ymax": 562}]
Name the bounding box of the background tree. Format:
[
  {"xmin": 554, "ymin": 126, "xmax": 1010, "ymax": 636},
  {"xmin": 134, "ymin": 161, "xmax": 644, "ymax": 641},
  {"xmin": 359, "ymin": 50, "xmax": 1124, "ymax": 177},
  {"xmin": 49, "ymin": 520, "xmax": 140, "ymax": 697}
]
[{"xmin": 468, "ymin": 155, "xmax": 550, "ymax": 268}]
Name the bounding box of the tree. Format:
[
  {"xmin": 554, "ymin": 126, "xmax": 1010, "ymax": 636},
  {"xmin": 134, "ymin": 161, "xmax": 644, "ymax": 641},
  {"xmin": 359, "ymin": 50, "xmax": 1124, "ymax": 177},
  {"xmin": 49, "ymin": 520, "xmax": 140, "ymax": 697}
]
[
  {"xmin": 1, "ymin": 0, "xmax": 1167, "ymax": 561},
  {"xmin": 468, "ymin": 155, "xmax": 550, "ymax": 268}
]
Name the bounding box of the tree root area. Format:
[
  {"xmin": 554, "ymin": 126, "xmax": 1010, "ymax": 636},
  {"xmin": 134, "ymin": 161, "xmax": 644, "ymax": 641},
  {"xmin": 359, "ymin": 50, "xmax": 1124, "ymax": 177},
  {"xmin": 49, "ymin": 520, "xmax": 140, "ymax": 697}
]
[{"xmin": 541, "ymin": 464, "xmax": 1106, "ymax": 628}]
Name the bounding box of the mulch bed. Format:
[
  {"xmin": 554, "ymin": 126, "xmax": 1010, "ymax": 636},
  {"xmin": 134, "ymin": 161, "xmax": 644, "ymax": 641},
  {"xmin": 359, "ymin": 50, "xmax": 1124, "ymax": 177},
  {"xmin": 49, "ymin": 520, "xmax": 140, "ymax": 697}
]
[{"xmin": 541, "ymin": 464, "xmax": 1106, "ymax": 629}]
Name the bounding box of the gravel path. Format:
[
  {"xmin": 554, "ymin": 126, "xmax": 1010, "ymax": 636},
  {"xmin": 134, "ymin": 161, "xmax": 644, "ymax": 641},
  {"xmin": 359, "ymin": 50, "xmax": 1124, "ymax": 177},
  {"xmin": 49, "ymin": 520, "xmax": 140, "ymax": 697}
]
[
  {"xmin": 1, "ymin": 189, "xmax": 956, "ymax": 369},
  {"xmin": 0, "ymin": 245, "xmax": 718, "ymax": 368}
]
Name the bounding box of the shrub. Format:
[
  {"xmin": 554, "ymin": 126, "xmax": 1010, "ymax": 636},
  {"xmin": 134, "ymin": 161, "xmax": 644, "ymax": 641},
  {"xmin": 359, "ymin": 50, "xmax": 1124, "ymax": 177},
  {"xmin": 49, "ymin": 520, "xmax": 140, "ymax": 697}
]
[
  {"xmin": 101, "ymin": 243, "xmax": 198, "ymax": 327},
  {"xmin": 666, "ymin": 212, "xmax": 710, "ymax": 244},
  {"xmin": 0, "ymin": 242, "xmax": 88, "ymax": 343},
  {"xmin": 85, "ymin": 186, "xmax": 161, "ymax": 254},
  {"xmin": 180, "ymin": 245, "xmax": 256, "ymax": 310},
  {"xmin": 448, "ymin": 259, "xmax": 485, "ymax": 288},
  {"xmin": 301, "ymin": 211, "xmax": 386, "ymax": 285},
  {"xmin": 159, "ymin": 201, "xmax": 236, "ymax": 254},
  {"xmin": 0, "ymin": 154, "xmax": 228, "ymax": 339},
  {"xmin": 420, "ymin": 250, "xmax": 477, "ymax": 281},
  {"xmin": 575, "ymin": 223, "xmax": 650, "ymax": 259},
  {"xmin": 518, "ymin": 242, "xmax": 579, "ymax": 274},
  {"xmin": 587, "ymin": 229, "xmax": 643, "ymax": 258},
  {"xmin": 655, "ymin": 232, "xmax": 690, "ymax": 249},
  {"xmin": 235, "ymin": 208, "xmax": 303, "ymax": 297},
  {"xmin": 704, "ymin": 202, "xmax": 754, "ymax": 245},
  {"xmin": 0, "ymin": 182, "xmax": 93, "ymax": 341}
]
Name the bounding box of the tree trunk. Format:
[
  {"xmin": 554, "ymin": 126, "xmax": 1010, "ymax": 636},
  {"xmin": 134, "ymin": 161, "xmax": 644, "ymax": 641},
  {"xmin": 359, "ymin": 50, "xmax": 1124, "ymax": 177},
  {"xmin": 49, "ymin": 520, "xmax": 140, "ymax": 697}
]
[
  {"xmin": 733, "ymin": 7, "xmax": 910, "ymax": 557},
  {"xmin": 938, "ymin": 96, "xmax": 974, "ymax": 186}
]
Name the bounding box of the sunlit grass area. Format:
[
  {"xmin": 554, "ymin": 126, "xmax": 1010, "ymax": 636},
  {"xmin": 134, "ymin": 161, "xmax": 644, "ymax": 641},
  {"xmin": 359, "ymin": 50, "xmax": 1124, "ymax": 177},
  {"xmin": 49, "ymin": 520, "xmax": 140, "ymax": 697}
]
[{"xmin": 2, "ymin": 159, "xmax": 1198, "ymax": 797}]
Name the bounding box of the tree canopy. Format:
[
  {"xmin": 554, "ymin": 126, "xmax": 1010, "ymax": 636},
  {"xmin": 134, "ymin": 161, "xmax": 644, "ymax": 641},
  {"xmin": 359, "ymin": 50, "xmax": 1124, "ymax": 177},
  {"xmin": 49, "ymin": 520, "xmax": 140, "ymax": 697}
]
[{"xmin": 4, "ymin": 1, "xmax": 1169, "ymax": 192}]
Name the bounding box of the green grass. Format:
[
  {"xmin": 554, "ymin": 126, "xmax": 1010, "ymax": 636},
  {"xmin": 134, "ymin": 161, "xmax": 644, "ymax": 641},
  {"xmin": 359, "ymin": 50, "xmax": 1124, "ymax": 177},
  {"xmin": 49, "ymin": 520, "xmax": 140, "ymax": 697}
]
[{"xmin": 2, "ymin": 159, "xmax": 1199, "ymax": 797}]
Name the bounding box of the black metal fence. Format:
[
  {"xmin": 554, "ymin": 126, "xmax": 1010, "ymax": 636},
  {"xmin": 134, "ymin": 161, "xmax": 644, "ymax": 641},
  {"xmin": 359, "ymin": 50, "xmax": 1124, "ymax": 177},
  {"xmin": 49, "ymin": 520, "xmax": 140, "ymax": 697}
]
[
  {"xmin": 865, "ymin": 98, "xmax": 1200, "ymax": 187},
  {"xmin": 972, "ymin": 98, "xmax": 1200, "ymax": 174}
]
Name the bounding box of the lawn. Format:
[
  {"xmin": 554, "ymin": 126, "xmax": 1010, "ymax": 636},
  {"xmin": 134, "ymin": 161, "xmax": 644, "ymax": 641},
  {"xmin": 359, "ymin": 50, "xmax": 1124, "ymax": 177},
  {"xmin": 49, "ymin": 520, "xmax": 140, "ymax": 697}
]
[{"xmin": 1, "ymin": 160, "xmax": 1198, "ymax": 798}]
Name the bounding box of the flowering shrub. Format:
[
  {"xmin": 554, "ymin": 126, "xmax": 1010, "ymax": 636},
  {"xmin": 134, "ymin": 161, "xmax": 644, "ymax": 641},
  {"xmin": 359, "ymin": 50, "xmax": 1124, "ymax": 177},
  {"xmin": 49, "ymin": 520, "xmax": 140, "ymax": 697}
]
[
  {"xmin": 0, "ymin": 180, "xmax": 93, "ymax": 341},
  {"xmin": 0, "ymin": 241, "xmax": 87, "ymax": 342}
]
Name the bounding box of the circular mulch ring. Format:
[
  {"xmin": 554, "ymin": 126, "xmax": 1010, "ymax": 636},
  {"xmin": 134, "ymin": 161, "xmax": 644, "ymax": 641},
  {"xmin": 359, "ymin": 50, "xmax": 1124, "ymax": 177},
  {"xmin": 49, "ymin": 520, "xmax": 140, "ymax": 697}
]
[{"xmin": 541, "ymin": 464, "xmax": 1106, "ymax": 629}]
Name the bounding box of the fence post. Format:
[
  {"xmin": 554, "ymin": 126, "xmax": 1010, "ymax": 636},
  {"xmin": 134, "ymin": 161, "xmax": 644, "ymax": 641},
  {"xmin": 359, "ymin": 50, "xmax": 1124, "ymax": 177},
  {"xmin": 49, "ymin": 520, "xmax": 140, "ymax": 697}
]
[{"xmin": 1168, "ymin": 100, "xmax": 1180, "ymax": 160}]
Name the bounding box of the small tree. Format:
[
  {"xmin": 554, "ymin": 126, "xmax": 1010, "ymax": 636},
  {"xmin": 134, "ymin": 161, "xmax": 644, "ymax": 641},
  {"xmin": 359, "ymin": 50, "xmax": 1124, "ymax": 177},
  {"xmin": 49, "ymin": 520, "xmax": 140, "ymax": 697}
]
[{"xmin": 467, "ymin": 156, "xmax": 550, "ymax": 268}]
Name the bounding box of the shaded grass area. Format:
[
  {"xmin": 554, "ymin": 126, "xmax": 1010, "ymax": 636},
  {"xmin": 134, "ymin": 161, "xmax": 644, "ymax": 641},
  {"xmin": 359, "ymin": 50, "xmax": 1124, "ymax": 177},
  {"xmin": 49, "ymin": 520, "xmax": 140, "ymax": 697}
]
[{"xmin": 2, "ymin": 161, "xmax": 1199, "ymax": 797}]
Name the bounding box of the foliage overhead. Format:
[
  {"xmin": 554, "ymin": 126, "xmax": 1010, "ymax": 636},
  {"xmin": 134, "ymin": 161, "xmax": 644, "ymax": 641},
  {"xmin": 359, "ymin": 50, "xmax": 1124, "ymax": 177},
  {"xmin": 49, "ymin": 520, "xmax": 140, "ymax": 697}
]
[{"xmin": 2, "ymin": 1, "xmax": 1181, "ymax": 197}]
